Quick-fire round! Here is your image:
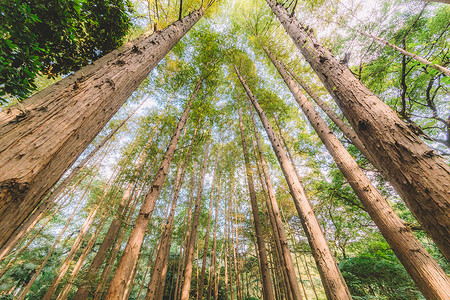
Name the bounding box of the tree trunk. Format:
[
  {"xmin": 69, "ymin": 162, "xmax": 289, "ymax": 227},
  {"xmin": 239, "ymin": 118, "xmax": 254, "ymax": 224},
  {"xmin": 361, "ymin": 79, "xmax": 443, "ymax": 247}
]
[
  {"xmin": 42, "ymin": 205, "xmax": 101, "ymax": 300},
  {"xmin": 175, "ymin": 160, "xmax": 199, "ymax": 300},
  {"xmin": 73, "ymin": 98, "xmax": 170, "ymax": 299},
  {"xmin": 266, "ymin": 0, "xmax": 450, "ymax": 261},
  {"xmin": 248, "ymin": 99, "xmax": 305, "ymax": 300},
  {"xmin": 238, "ymin": 107, "xmax": 276, "ymax": 300},
  {"xmin": 235, "ymin": 66, "xmax": 352, "ymax": 300},
  {"xmin": 267, "ymin": 48, "xmax": 450, "ymax": 299},
  {"xmin": 231, "ymin": 184, "xmax": 244, "ymax": 300},
  {"xmin": 180, "ymin": 137, "xmax": 212, "ymax": 300},
  {"xmin": 207, "ymin": 177, "xmax": 221, "ymax": 300},
  {"xmin": 145, "ymin": 127, "xmax": 197, "ymax": 300},
  {"xmin": 56, "ymin": 213, "xmax": 109, "ymax": 300},
  {"xmin": 197, "ymin": 153, "xmax": 219, "ymax": 300},
  {"xmin": 105, "ymin": 79, "xmax": 201, "ymax": 299},
  {"xmin": 0, "ymin": 8, "xmax": 204, "ymax": 250}
]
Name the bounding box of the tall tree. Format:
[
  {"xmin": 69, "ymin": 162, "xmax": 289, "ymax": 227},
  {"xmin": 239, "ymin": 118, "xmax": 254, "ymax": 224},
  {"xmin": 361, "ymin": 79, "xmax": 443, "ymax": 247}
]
[
  {"xmin": 235, "ymin": 66, "xmax": 352, "ymax": 300},
  {"xmin": 265, "ymin": 0, "xmax": 450, "ymax": 260},
  {"xmin": 248, "ymin": 100, "xmax": 305, "ymax": 300},
  {"xmin": 197, "ymin": 152, "xmax": 219, "ymax": 300},
  {"xmin": 180, "ymin": 136, "xmax": 212, "ymax": 300},
  {"xmin": 145, "ymin": 125, "xmax": 198, "ymax": 300},
  {"xmin": 266, "ymin": 47, "xmax": 450, "ymax": 299},
  {"xmin": 0, "ymin": 7, "xmax": 205, "ymax": 250},
  {"xmin": 238, "ymin": 106, "xmax": 276, "ymax": 300},
  {"xmin": 105, "ymin": 78, "xmax": 202, "ymax": 299}
]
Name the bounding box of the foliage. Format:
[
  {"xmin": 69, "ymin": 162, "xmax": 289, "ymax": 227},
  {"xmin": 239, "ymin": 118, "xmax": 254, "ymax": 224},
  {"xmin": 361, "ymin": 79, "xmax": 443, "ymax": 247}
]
[
  {"xmin": 340, "ymin": 240, "xmax": 422, "ymax": 299},
  {"xmin": 0, "ymin": 0, "xmax": 132, "ymax": 103}
]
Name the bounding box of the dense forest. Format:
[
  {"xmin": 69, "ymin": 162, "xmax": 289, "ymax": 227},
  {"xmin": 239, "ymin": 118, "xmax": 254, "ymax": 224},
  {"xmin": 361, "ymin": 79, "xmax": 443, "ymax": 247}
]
[{"xmin": 0, "ymin": 0, "xmax": 449, "ymax": 299}]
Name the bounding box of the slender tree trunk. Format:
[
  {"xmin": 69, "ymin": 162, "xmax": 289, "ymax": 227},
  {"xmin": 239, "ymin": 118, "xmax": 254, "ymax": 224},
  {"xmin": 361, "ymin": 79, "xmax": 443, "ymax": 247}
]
[
  {"xmin": 73, "ymin": 98, "xmax": 170, "ymax": 299},
  {"xmin": 175, "ymin": 160, "xmax": 199, "ymax": 300},
  {"xmin": 235, "ymin": 66, "xmax": 352, "ymax": 299},
  {"xmin": 248, "ymin": 100, "xmax": 305, "ymax": 300},
  {"xmin": 238, "ymin": 107, "xmax": 276, "ymax": 300},
  {"xmin": 93, "ymin": 181, "xmax": 147, "ymax": 299},
  {"xmin": 56, "ymin": 212, "xmax": 109, "ymax": 300},
  {"xmin": 231, "ymin": 185, "xmax": 243, "ymax": 300},
  {"xmin": 224, "ymin": 198, "xmax": 229, "ymax": 300},
  {"xmin": 0, "ymin": 9, "xmax": 205, "ymax": 250},
  {"xmin": 207, "ymin": 177, "xmax": 221, "ymax": 300},
  {"xmin": 42, "ymin": 205, "xmax": 101, "ymax": 300},
  {"xmin": 282, "ymin": 209, "xmax": 321, "ymax": 299},
  {"xmin": 214, "ymin": 239, "xmax": 224, "ymax": 300},
  {"xmin": 145, "ymin": 127, "xmax": 198, "ymax": 300},
  {"xmin": 16, "ymin": 175, "xmax": 94, "ymax": 300},
  {"xmin": 267, "ymin": 49, "xmax": 450, "ymax": 299},
  {"xmin": 197, "ymin": 153, "xmax": 219, "ymax": 300},
  {"xmin": 266, "ymin": 0, "xmax": 450, "ymax": 260},
  {"xmin": 180, "ymin": 137, "xmax": 212, "ymax": 300},
  {"xmin": 105, "ymin": 80, "xmax": 201, "ymax": 299}
]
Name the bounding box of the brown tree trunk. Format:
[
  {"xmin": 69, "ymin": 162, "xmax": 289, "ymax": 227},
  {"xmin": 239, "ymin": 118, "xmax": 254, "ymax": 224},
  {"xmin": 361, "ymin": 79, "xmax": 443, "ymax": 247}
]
[
  {"xmin": 224, "ymin": 197, "xmax": 229, "ymax": 300},
  {"xmin": 175, "ymin": 160, "xmax": 199, "ymax": 300},
  {"xmin": 105, "ymin": 79, "xmax": 201, "ymax": 299},
  {"xmin": 248, "ymin": 100, "xmax": 305, "ymax": 300},
  {"xmin": 231, "ymin": 184, "xmax": 243, "ymax": 300},
  {"xmin": 56, "ymin": 213, "xmax": 109, "ymax": 300},
  {"xmin": 145, "ymin": 127, "xmax": 198, "ymax": 300},
  {"xmin": 207, "ymin": 177, "xmax": 221, "ymax": 300},
  {"xmin": 42, "ymin": 205, "xmax": 101, "ymax": 300},
  {"xmin": 0, "ymin": 9, "xmax": 204, "ymax": 250},
  {"xmin": 266, "ymin": 0, "xmax": 450, "ymax": 260},
  {"xmin": 235, "ymin": 66, "xmax": 352, "ymax": 300},
  {"xmin": 73, "ymin": 98, "xmax": 170, "ymax": 299},
  {"xmin": 238, "ymin": 107, "xmax": 276, "ymax": 300},
  {"xmin": 197, "ymin": 153, "xmax": 219, "ymax": 300},
  {"xmin": 180, "ymin": 137, "xmax": 212, "ymax": 300},
  {"xmin": 267, "ymin": 48, "xmax": 450, "ymax": 299}
]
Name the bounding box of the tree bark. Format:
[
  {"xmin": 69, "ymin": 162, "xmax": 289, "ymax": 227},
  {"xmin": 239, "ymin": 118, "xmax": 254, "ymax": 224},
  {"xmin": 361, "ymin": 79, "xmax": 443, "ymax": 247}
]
[
  {"xmin": 105, "ymin": 79, "xmax": 201, "ymax": 299},
  {"xmin": 235, "ymin": 66, "xmax": 352, "ymax": 300},
  {"xmin": 0, "ymin": 8, "xmax": 204, "ymax": 250},
  {"xmin": 266, "ymin": 0, "xmax": 450, "ymax": 261},
  {"xmin": 267, "ymin": 48, "xmax": 450, "ymax": 299},
  {"xmin": 238, "ymin": 107, "xmax": 276, "ymax": 300},
  {"xmin": 180, "ymin": 137, "xmax": 212, "ymax": 300}
]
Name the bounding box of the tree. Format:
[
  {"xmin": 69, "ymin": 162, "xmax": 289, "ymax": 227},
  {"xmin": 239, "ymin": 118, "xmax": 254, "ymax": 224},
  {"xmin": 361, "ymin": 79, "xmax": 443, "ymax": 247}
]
[
  {"xmin": 235, "ymin": 66, "xmax": 352, "ymax": 299},
  {"xmin": 265, "ymin": 46, "xmax": 450, "ymax": 299},
  {"xmin": 0, "ymin": 6, "xmax": 205, "ymax": 252},
  {"xmin": 104, "ymin": 78, "xmax": 201, "ymax": 299},
  {"xmin": 238, "ymin": 106, "xmax": 276, "ymax": 300},
  {"xmin": 265, "ymin": 0, "xmax": 450, "ymax": 261}
]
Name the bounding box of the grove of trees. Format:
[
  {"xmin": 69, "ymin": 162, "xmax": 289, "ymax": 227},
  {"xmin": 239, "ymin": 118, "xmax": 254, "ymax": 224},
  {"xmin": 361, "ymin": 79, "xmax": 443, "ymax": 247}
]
[{"xmin": 0, "ymin": 0, "xmax": 449, "ymax": 299}]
